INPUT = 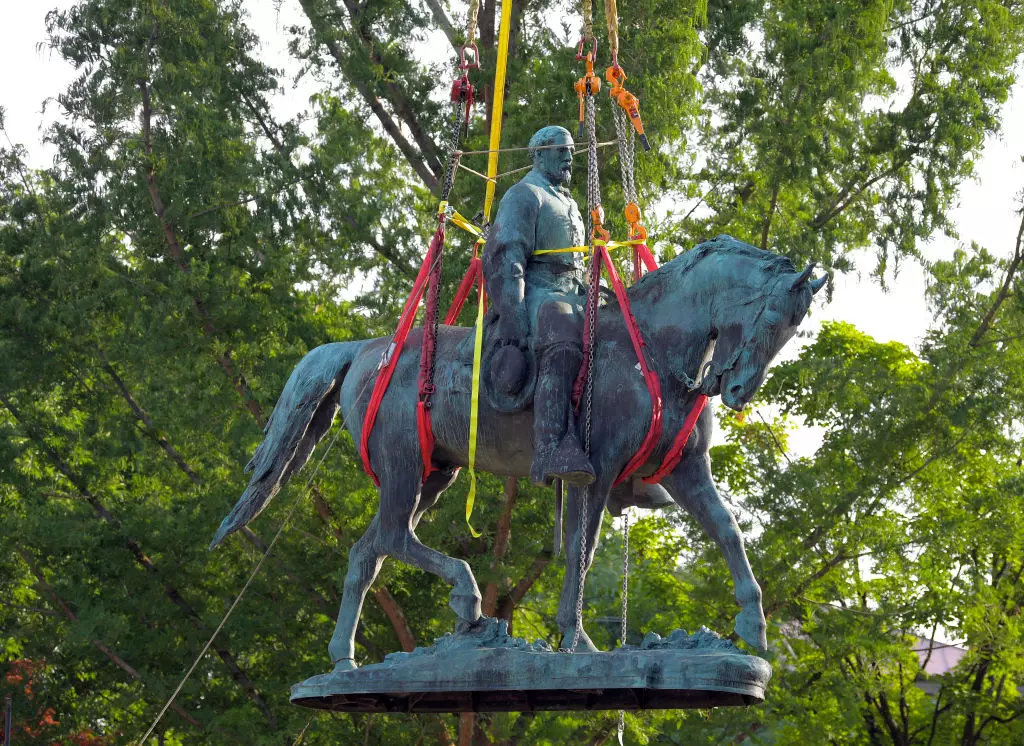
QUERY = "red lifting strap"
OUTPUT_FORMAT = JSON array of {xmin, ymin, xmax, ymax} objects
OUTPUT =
[
  {"xmin": 641, "ymin": 393, "xmax": 709, "ymax": 484},
  {"xmin": 360, "ymin": 222, "xmax": 445, "ymax": 485},
  {"xmin": 580, "ymin": 240, "xmax": 708, "ymax": 486},
  {"xmin": 633, "ymin": 242, "xmax": 658, "ymax": 280},
  {"xmin": 597, "ymin": 243, "xmax": 664, "ymax": 488},
  {"xmin": 444, "ymin": 255, "xmax": 482, "ymax": 325}
]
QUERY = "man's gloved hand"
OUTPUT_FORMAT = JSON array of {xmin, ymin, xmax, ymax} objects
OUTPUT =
[
  {"xmin": 497, "ymin": 309, "xmax": 528, "ymax": 349},
  {"xmin": 492, "ymin": 308, "xmax": 530, "ymax": 397}
]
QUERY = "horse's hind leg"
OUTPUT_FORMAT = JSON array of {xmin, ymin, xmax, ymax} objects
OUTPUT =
[
  {"xmin": 328, "ymin": 515, "xmax": 385, "ymax": 671},
  {"xmin": 376, "ymin": 467, "xmax": 482, "ymax": 626},
  {"xmin": 327, "ymin": 467, "xmax": 464, "ymax": 671},
  {"xmin": 662, "ymin": 452, "xmax": 767, "ymax": 650}
]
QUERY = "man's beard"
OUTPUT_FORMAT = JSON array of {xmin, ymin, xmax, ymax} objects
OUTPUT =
[{"xmin": 553, "ymin": 166, "xmax": 572, "ymax": 186}]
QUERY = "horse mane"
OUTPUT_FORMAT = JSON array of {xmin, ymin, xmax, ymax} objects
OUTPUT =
[{"xmin": 616, "ymin": 234, "xmax": 796, "ymax": 306}]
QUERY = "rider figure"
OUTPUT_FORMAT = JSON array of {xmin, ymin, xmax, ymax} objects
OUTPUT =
[{"xmin": 484, "ymin": 125, "xmax": 594, "ymax": 488}]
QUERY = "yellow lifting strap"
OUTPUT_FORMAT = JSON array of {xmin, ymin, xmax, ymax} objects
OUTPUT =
[
  {"xmin": 464, "ymin": 0, "xmax": 514, "ymax": 537},
  {"xmin": 535, "ymin": 238, "xmax": 647, "ymax": 255},
  {"xmin": 448, "ymin": 214, "xmax": 646, "ymax": 256}
]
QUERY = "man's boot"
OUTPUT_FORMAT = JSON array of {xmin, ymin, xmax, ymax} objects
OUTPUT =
[{"xmin": 530, "ymin": 346, "xmax": 595, "ymax": 487}]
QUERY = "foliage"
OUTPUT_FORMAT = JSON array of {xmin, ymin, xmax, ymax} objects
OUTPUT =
[{"xmin": 1, "ymin": 0, "xmax": 1023, "ymax": 743}]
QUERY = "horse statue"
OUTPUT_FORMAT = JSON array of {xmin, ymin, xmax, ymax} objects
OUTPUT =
[{"xmin": 211, "ymin": 234, "xmax": 824, "ymax": 670}]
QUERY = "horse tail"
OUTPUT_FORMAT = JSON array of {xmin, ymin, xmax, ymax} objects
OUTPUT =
[{"xmin": 209, "ymin": 341, "xmax": 365, "ymax": 549}]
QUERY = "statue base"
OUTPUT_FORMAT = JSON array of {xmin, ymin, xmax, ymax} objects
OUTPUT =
[{"xmin": 291, "ymin": 619, "xmax": 770, "ymax": 713}]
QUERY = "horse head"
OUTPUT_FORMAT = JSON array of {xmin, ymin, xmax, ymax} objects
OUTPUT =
[{"xmin": 696, "ymin": 238, "xmax": 825, "ymax": 409}]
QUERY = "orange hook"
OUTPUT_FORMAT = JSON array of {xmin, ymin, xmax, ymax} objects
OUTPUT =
[
  {"xmin": 624, "ymin": 201, "xmax": 647, "ymax": 241},
  {"xmin": 590, "ymin": 205, "xmax": 610, "ymax": 245},
  {"xmin": 574, "ymin": 52, "xmax": 601, "ymax": 139}
]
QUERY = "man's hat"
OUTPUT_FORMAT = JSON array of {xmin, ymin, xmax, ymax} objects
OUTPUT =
[{"xmin": 482, "ymin": 338, "xmax": 537, "ymax": 413}]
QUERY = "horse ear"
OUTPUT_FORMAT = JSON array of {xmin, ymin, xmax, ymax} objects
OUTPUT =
[
  {"xmin": 790, "ymin": 263, "xmax": 815, "ymax": 291},
  {"xmin": 810, "ymin": 275, "xmax": 827, "ymax": 295}
]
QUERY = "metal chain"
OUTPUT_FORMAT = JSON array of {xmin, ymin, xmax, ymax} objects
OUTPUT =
[
  {"xmin": 612, "ymin": 107, "xmax": 637, "ymax": 205},
  {"xmin": 424, "ymin": 96, "xmax": 467, "ymax": 403},
  {"xmin": 586, "ymin": 93, "xmax": 603, "ymax": 211},
  {"xmin": 620, "ymin": 508, "xmax": 630, "ymax": 649},
  {"xmin": 440, "ymin": 97, "xmax": 464, "ymax": 202},
  {"xmin": 568, "ymin": 91, "xmax": 601, "ymax": 654}
]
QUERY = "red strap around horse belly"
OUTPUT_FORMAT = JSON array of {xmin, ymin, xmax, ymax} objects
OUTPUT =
[{"xmin": 641, "ymin": 393, "xmax": 709, "ymax": 484}]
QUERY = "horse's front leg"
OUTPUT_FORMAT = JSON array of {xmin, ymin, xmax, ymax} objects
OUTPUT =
[
  {"xmin": 556, "ymin": 480, "xmax": 610, "ymax": 651},
  {"xmin": 661, "ymin": 452, "xmax": 767, "ymax": 650}
]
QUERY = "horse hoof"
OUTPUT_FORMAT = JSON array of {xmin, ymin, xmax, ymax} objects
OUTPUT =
[
  {"xmin": 449, "ymin": 592, "xmax": 483, "ymax": 624},
  {"xmin": 331, "ymin": 657, "xmax": 358, "ymax": 673},
  {"xmin": 559, "ymin": 628, "xmax": 599, "ymax": 653},
  {"xmin": 454, "ymin": 616, "xmax": 488, "ymax": 634},
  {"xmin": 735, "ymin": 606, "xmax": 768, "ymax": 651}
]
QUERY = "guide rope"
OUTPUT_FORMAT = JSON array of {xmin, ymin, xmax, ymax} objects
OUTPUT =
[
  {"xmin": 455, "ymin": 141, "xmax": 618, "ymax": 185},
  {"xmin": 136, "ymin": 370, "xmax": 381, "ymax": 745}
]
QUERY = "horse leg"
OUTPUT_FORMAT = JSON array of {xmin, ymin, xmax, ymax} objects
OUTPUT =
[
  {"xmin": 410, "ymin": 467, "xmax": 460, "ymax": 530},
  {"xmin": 328, "ymin": 514, "xmax": 384, "ymax": 671},
  {"xmin": 375, "ymin": 469, "xmax": 483, "ymax": 629},
  {"xmin": 555, "ymin": 481, "xmax": 609, "ymax": 651},
  {"xmin": 661, "ymin": 452, "xmax": 767, "ymax": 650},
  {"xmin": 327, "ymin": 466, "xmax": 465, "ymax": 671}
]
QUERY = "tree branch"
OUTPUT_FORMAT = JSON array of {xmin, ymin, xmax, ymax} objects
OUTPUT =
[
  {"xmin": 482, "ymin": 477, "xmax": 517, "ymax": 616},
  {"xmin": 969, "ymin": 208, "xmax": 1024, "ymax": 348},
  {"xmin": 496, "ymin": 549, "xmax": 553, "ymax": 622},
  {"xmin": 98, "ymin": 349, "xmax": 202, "ymax": 485},
  {"xmin": 760, "ymin": 184, "xmax": 780, "ymax": 250},
  {"xmin": 296, "ymin": 0, "xmax": 441, "ymax": 195},
  {"xmin": 137, "ymin": 78, "xmax": 266, "ymax": 426},
  {"xmin": 424, "ymin": 0, "xmax": 460, "ymax": 51},
  {"xmin": 16, "ymin": 547, "xmax": 204, "ymax": 730},
  {"xmin": 764, "ymin": 551, "xmax": 850, "ymax": 618},
  {"xmin": 338, "ymin": 211, "xmax": 418, "ymax": 280},
  {"xmin": 809, "ymin": 155, "xmax": 912, "ymax": 230},
  {"xmin": 95, "ymin": 349, "xmax": 285, "ymax": 562},
  {"xmin": 337, "ymin": 0, "xmax": 443, "ymax": 173}
]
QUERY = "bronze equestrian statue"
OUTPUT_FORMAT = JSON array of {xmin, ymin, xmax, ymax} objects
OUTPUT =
[{"xmin": 210, "ymin": 125, "xmax": 825, "ymax": 670}]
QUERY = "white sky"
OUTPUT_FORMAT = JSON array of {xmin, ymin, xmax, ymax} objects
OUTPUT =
[{"xmin": 3, "ymin": 0, "xmax": 1022, "ymax": 455}]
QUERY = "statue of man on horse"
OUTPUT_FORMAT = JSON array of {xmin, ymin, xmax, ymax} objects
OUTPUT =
[
  {"xmin": 483, "ymin": 125, "xmax": 593, "ymax": 488},
  {"xmin": 209, "ymin": 122, "xmax": 828, "ymax": 667}
]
